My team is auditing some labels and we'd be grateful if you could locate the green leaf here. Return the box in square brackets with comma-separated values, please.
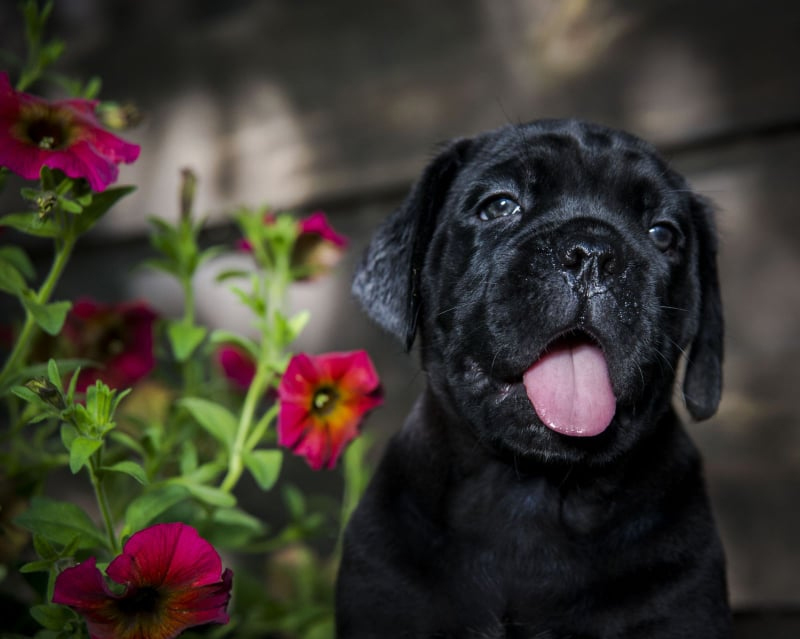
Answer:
[0, 256, 30, 295]
[14, 496, 107, 550]
[47, 358, 63, 392]
[209, 330, 259, 360]
[21, 294, 71, 335]
[178, 398, 237, 451]
[20, 559, 54, 574]
[280, 310, 310, 344]
[307, 619, 336, 639]
[0, 246, 36, 280]
[141, 257, 179, 277]
[179, 440, 198, 475]
[32, 534, 57, 560]
[83, 75, 102, 99]
[59, 198, 83, 214]
[30, 603, 75, 631]
[176, 481, 237, 508]
[211, 507, 265, 534]
[204, 507, 267, 549]
[124, 483, 190, 536]
[68, 436, 102, 473]
[0, 245, 35, 279]
[197, 245, 225, 268]
[180, 460, 225, 484]
[215, 268, 250, 283]
[73, 185, 136, 234]
[60, 423, 78, 450]
[0, 211, 60, 237]
[244, 449, 283, 491]
[283, 484, 306, 519]
[102, 460, 148, 485]
[11, 384, 42, 405]
[167, 321, 207, 362]
[40, 39, 65, 66]
[108, 430, 146, 456]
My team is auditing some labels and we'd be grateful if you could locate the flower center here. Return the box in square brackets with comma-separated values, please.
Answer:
[311, 386, 339, 417]
[16, 104, 76, 150]
[115, 585, 161, 616]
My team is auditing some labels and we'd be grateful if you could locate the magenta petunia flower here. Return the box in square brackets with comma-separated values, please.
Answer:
[238, 210, 348, 279]
[216, 344, 256, 391]
[53, 523, 232, 639]
[0, 72, 140, 191]
[292, 210, 348, 277]
[60, 298, 157, 393]
[277, 350, 383, 470]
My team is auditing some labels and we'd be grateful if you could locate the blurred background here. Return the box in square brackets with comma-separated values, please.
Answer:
[1, 0, 799, 635]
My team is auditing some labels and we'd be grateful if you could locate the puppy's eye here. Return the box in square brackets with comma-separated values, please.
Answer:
[478, 197, 521, 221]
[648, 223, 676, 252]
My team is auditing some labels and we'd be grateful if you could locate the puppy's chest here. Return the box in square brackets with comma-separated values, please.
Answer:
[446, 477, 624, 596]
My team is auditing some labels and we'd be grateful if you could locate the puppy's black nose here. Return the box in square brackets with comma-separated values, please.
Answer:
[558, 232, 623, 294]
[560, 237, 620, 276]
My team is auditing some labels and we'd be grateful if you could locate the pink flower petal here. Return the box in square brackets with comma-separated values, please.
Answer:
[277, 353, 318, 401]
[53, 524, 232, 639]
[298, 211, 348, 247]
[106, 523, 223, 589]
[53, 557, 114, 609]
[277, 401, 311, 448]
[0, 72, 139, 191]
[277, 350, 383, 469]
[59, 298, 157, 392]
[217, 345, 256, 390]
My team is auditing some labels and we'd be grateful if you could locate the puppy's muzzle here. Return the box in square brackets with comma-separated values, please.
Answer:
[556, 225, 626, 297]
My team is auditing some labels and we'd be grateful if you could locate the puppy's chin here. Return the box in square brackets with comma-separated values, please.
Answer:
[484, 385, 636, 466]
[437, 352, 650, 466]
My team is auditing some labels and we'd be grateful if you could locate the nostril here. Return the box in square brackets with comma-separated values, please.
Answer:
[561, 245, 587, 269]
[600, 254, 619, 275]
[559, 237, 623, 277]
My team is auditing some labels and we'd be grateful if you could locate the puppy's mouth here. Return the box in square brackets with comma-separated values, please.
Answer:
[522, 332, 616, 438]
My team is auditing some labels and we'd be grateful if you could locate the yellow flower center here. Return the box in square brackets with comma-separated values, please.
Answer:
[311, 386, 339, 417]
[14, 103, 77, 150]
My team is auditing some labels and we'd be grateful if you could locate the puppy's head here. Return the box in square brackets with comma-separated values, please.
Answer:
[353, 119, 723, 464]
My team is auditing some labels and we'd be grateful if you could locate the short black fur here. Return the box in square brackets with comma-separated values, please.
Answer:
[339, 119, 730, 638]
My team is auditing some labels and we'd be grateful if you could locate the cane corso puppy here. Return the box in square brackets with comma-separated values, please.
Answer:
[336, 119, 730, 638]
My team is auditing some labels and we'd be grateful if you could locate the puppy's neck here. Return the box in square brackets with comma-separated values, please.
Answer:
[409, 386, 698, 495]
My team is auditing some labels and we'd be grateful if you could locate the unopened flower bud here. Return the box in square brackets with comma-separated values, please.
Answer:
[180, 168, 197, 222]
[24, 377, 65, 410]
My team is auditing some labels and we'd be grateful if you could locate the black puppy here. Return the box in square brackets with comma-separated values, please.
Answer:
[336, 119, 731, 638]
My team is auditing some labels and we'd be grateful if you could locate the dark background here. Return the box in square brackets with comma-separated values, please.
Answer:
[1, 1, 799, 635]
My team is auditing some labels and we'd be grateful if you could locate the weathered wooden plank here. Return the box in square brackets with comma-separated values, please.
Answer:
[2, 0, 793, 234]
[675, 134, 800, 606]
[2, 0, 799, 610]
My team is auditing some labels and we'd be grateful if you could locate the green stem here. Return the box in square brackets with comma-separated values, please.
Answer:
[0, 232, 76, 388]
[220, 358, 272, 492]
[220, 243, 291, 493]
[334, 439, 367, 559]
[89, 455, 120, 554]
[180, 277, 201, 397]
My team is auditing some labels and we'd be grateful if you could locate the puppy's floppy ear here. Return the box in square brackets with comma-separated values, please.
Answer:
[683, 194, 724, 420]
[352, 138, 472, 350]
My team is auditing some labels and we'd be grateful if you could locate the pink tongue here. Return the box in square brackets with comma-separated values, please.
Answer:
[523, 342, 616, 437]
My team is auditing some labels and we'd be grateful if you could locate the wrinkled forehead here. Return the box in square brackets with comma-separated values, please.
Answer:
[454, 122, 684, 201]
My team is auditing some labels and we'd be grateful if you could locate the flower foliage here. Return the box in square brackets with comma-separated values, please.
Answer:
[53, 523, 232, 639]
[238, 210, 348, 279]
[0, 71, 139, 191]
[278, 351, 383, 470]
[0, 5, 382, 639]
